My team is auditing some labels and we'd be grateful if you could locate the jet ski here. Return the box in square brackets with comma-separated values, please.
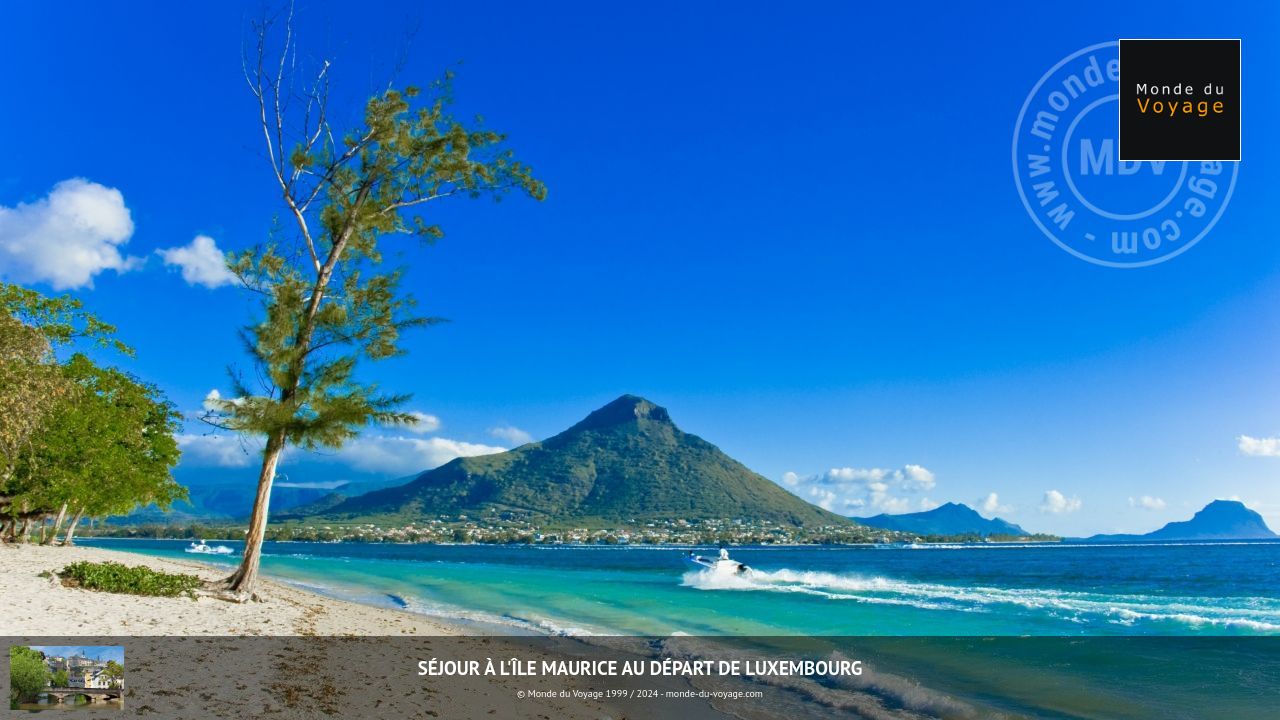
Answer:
[684, 548, 752, 576]
[185, 539, 234, 555]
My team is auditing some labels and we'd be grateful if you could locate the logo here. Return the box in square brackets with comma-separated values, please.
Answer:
[1119, 39, 1240, 161]
[1012, 42, 1237, 268]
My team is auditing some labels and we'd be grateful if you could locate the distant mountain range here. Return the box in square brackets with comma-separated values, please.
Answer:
[117, 475, 410, 524]
[1084, 500, 1277, 542]
[856, 502, 1029, 537]
[291, 395, 851, 527]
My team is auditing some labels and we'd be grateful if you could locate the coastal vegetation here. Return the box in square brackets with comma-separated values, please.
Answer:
[0, 283, 185, 545]
[59, 560, 201, 598]
[200, 9, 544, 598]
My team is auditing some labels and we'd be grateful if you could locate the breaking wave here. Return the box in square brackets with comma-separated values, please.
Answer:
[682, 568, 1280, 633]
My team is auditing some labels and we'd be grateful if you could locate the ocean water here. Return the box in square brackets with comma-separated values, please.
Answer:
[72, 539, 1280, 717]
[79, 539, 1280, 637]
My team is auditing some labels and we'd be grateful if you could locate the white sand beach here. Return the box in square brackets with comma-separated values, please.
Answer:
[2, 543, 666, 718]
[0, 542, 462, 636]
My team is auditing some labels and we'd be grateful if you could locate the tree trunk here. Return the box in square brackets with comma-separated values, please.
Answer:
[43, 503, 69, 545]
[38, 517, 48, 543]
[19, 517, 32, 543]
[63, 508, 86, 546]
[224, 430, 287, 597]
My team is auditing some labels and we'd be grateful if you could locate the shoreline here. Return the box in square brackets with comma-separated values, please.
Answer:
[0, 543, 468, 636]
[1, 543, 733, 718]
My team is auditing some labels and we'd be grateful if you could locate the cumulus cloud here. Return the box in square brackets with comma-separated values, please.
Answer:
[157, 235, 235, 288]
[0, 178, 138, 289]
[978, 492, 1012, 515]
[488, 425, 534, 445]
[324, 435, 506, 475]
[781, 464, 938, 515]
[1238, 435, 1280, 457]
[1040, 490, 1082, 514]
[177, 429, 505, 477]
[176, 433, 263, 468]
[1128, 495, 1167, 510]
[201, 388, 247, 413]
[402, 411, 442, 434]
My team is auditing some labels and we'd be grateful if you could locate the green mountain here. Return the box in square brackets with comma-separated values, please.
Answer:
[302, 395, 850, 527]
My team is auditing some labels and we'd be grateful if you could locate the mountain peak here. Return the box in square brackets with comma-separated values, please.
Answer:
[857, 502, 1028, 537]
[314, 394, 846, 527]
[570, 394, 672, 431]
[1086, 499, 1276, 542]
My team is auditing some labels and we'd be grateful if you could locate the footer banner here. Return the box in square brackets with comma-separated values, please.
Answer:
[6, 636, 1277, 719]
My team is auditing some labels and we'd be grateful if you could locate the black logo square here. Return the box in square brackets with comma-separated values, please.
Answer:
[1119, 39, 1240, 161]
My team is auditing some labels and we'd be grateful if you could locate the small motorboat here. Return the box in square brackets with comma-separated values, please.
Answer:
[185, 539, 234, 555]
[684, 548, 752, 576]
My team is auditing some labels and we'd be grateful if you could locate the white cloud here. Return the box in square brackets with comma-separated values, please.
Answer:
[177, 433, 263, 468]
[201, 388, 245, 412]
[0, 178, 138, 289]
[157, 234, 235, 288]
[1040, 490, 1082, 514]
[177, 427, 504, 476]
[978, 492, 1012, 515]
[488, 425, 534, 445]
[324, 435, 506, 475]
[404, 411, 442, 434]
[782, 464, 938, 515]
[1239, 435, 1280, 457]
[903, 464, 935, 490]
[202, 389, 224, 412]
[1128, 495, 1167, 511]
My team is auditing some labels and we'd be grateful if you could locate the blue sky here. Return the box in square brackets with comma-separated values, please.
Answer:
[2, 1, 1278, 535]
[28, 646, 125, 665]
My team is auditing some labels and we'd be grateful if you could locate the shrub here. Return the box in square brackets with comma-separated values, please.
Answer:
[58, 561, 200, 598]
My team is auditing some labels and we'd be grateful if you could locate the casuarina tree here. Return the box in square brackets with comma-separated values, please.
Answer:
[203, 7, 544, 598]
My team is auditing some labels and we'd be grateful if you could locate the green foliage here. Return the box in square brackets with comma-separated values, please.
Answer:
[5, 354, 185, 526]
[59, 561, 200, 598]
[320, 395, 851, 528]
[52, 669, 69, 688]
[0, 282, 132, 355]
[209, 74, 544, 453]
[1, 283, 178, 539]
[9, 645, 48, 705]
[0, 311, 67, 476]
[207, 21, 546, 590]
[102, 660, 123, 688]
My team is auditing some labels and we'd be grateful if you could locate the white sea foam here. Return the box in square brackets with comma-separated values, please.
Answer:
[681, 567, 1280, 633]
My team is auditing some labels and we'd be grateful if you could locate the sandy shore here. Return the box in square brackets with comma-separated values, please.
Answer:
[1, 543, 731, 718]
[0, 543, 463, 636]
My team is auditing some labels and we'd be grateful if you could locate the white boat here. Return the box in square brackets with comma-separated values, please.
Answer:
[684, 548, 752, 576]
[185, 540, 234, 555]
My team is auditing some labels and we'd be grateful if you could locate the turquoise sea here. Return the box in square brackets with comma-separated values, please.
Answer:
[80, 538, 1280, 636]
[75, 538, 1280, 718]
